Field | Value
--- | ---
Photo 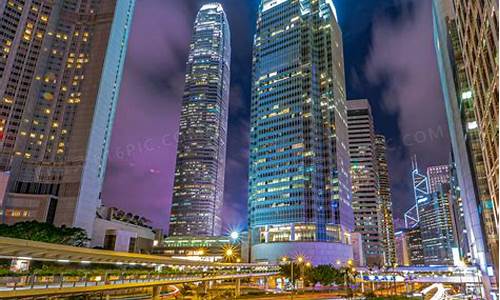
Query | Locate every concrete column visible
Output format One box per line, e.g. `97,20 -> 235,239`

235,278 -> 241,297
264,277 -> 269,290
152,286 -> 161,300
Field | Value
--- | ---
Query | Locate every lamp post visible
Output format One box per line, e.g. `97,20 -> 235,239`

282,256 -> 306,300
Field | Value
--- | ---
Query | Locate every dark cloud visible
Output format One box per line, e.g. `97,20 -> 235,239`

364,0 -> 450,217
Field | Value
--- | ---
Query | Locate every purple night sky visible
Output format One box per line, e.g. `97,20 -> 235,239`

102,0 -> 450,232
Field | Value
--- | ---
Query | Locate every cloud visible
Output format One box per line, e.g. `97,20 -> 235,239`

102,0 -> 194,230
364,0 -> 450,217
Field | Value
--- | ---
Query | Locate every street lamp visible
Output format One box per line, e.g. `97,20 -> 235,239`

281,256 -> 307,300
222,244 -> 237,262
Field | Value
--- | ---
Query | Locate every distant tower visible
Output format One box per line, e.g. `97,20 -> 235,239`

404,156 -> 429,228
374,135 -> 396,266
169,3 -> 231,237
347,99 -> 384,266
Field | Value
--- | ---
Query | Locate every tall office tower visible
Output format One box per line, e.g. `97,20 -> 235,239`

452,0 -> 498,221
347,99 -> 384,266
248,0 -> 353,265
0,0 -> 135,236
427,165 -> 449,193
374,135 -> 396,266
418,183 -> 456,266
169,3 -> 231,237
433,0 -> 497,284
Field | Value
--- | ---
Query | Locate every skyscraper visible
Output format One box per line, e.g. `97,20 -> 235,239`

347,99 -> 384,266
432,0 -> 497,284
375,135 -> 396,266
0,0 -> 135,236
248,0 -> 353,265
169,3 -> 231,237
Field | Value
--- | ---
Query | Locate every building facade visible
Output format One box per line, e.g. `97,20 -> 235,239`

374,134 -> 396,266
169,3 -> 231,237
427,165 -> 449,193
0,0 -> 135,236
347,99 -> 384,266
91,206 -> 155,254
351,232 -> 365,267
406,226 -> 425,266
432,0 -> 497,283
248,0 -> 353,265
452,0 -> 498,222
152,236 -> 240,263
394,230 -> 410,266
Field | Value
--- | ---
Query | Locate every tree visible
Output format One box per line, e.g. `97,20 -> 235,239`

309,265 -> 338,286
0,221 -> 89,246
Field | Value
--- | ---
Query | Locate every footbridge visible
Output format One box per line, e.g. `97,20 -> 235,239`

0,237 -> 280,299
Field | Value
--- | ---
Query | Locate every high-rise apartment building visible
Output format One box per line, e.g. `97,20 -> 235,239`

347,99 -> 383,266
248,0 -> 353,265
375,134 -> 396,266
169,3 -> 231,237
432,0 -> 497,283
0,0 -> 135,236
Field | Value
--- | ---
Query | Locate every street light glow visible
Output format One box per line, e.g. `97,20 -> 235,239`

230,231 -> 239,240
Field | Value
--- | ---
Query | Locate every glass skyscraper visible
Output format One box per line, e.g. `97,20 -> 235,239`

0,0 -> 135,236
169,3 -> 231,237
249,0 -> 353,265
